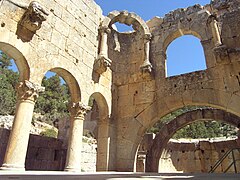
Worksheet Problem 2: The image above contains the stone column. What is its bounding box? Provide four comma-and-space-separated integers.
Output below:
99, 26, 111, 58
64, 102, 91, 172
96, 117, 110, 171
210, 17, 222, 46
140, 33, 152, 73
0, 80, 44, 171
94, 26, 112, 74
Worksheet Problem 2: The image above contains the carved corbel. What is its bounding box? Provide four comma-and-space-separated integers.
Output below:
16, 1, 49, 42
140, 33, 153, 73
69, 102, 91, 120
16, 80, 45, 102
94, 26, 112, 74
212, 44, 228, 62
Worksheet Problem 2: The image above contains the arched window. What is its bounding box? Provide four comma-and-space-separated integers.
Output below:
112, 22, 135, 33
166, 35, 206, 77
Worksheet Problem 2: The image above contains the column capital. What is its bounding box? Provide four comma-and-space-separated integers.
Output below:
144, 33, 152, 43
99, 26, 111, 34
16, 80, 45, 102
69, 102, 91, 119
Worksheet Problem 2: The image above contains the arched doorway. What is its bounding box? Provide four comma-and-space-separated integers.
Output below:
145, 108, 240, 172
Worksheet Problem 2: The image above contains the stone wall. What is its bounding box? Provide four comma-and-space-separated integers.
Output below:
0, 0, 111, 106
159, 139, 240, 173
1, 0, 240, 172
0, 128, 96, 172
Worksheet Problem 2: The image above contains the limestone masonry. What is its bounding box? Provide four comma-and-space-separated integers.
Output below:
0, 0, 240, 172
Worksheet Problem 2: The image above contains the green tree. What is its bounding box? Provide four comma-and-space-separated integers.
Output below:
34, 74, 70, 124
0, 51, 18, 115
148, 106, 237, 139
0, 51, 11, 69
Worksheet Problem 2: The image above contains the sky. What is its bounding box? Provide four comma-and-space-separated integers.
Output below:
95, 0, 210, 76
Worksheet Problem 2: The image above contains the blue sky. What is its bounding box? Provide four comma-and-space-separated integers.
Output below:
95, 0, 209, 76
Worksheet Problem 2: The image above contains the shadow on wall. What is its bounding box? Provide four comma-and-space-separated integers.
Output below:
0, 128, 66, 171
159, 139, 240, 173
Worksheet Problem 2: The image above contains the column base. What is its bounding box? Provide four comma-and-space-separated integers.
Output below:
0, 163, 25, 171
64, 166, 81, 172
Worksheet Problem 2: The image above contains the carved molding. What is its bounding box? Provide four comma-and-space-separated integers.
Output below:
144, 33, 152, 43
16, 80, 45, 102
16, 1, 49, 42
99, 26, 111, 34
140, 61, 153, 73
69, 102, 91, 119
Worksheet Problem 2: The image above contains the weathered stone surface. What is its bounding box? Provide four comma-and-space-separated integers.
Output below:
1, 0, 240, 173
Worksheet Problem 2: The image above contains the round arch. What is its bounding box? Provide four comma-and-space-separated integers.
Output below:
89, 92, 109, 120
145, 108, 240, 172
42, 67, 81, 103
0, 42, 30, 81
88, 92, 112, 171
163, 29, 202, 53
102, 10, 150, 35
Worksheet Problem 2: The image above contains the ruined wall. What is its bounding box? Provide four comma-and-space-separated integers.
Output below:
159, 139, 240, 173
0, 128, 97, 172
0, 0, 111, 106
106, 0, 240, 171
2, 0, 240, 172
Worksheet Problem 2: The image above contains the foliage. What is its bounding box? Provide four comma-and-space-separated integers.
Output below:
173, 121, 236, 139
0, 52, 18, 115
34, 74, 70, 124
0, 51, 12, 69
0, 50, 70, 124
40, 128, 58, 138
149, 106, 237, 139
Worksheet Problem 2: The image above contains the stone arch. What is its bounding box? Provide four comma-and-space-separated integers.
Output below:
163, 30, 202, 53
95, 10, 152, 74
145, 108, 240, 172
102, 10, 150, 35
0, 42, 30, 81
127, 87, 240, 172
42, 67, 81, 102
151, 8, 218, 78
90, 92, 109, 120
88, 92, 112, 171
159, 8, 212, 53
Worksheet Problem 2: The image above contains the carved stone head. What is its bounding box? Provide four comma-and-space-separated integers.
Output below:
16, 1, 49, 42
25, 1, 49, 31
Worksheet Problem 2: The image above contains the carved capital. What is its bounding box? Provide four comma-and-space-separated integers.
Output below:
144, 33, 152, 43
99, 26, 111, 34
69, 102, 91, 119
16, 80, 45, 102
93, 55, 112, 74
17, 1, 49, 42
140, 61, 153, 73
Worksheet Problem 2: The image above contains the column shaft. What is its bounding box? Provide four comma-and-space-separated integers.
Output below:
96, 122, 110, 171
65, 117, 84, 172
64, 102, 91, 172
0, 80, 44, 171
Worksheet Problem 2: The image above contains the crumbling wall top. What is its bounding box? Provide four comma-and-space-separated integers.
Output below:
101, 10, 150, 35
